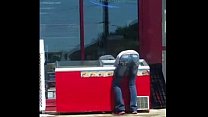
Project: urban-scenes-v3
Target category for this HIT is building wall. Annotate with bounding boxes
[139,0,162,64]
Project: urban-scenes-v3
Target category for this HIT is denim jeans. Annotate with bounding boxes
[113,54,139,112]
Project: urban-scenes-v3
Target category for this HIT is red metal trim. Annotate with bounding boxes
[79,0,85,60]
[138,0,162,64]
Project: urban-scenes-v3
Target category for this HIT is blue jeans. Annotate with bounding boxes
[113,54,139,112]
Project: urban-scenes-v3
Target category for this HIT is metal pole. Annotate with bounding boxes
[102,0,109,53]
[79,0,85,60]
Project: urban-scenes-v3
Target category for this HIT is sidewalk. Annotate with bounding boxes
[40,109,166,117]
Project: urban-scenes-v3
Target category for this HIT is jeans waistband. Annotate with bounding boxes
[119,61,128,66]
[119,54,139,66]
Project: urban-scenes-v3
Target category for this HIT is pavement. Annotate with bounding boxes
[40,109,166,117]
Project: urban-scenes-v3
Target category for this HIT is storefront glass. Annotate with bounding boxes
[40,0,80,63]
[40,0,138,99]
[82,0,138,60]
[40,0,80,99]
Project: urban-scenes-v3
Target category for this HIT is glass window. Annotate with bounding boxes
[40,0,80,63]
[40,0,139,99]
[40,0,80,99]
[81,0,139,60]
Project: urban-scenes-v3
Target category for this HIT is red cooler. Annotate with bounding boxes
[55,59,150,113]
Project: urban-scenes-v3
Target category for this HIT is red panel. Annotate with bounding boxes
[56,71,150,113]
[137,75,151,96]
[139,0,162,64]
[56,71,113,112]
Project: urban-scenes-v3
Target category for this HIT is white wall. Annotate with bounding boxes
[162,0,166,83]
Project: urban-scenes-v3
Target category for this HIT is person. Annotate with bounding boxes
[112,50,140,115]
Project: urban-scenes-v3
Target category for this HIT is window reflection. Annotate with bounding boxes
[40,0,80,99]
[79,0,138,60]
[40,0,139,99]
[40,0,80,62]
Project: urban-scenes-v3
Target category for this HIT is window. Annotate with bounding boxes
[40,0,80,62]
[81,0,139,60]
[40,0,139,99]
[40,0,80,99]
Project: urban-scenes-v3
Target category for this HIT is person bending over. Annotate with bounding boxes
[113,50,140,115]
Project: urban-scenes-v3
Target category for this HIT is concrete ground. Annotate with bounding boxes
[40,109,166,117]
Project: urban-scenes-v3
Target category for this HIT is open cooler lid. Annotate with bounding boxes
[55,59,149,72]
[99,59,150,69]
